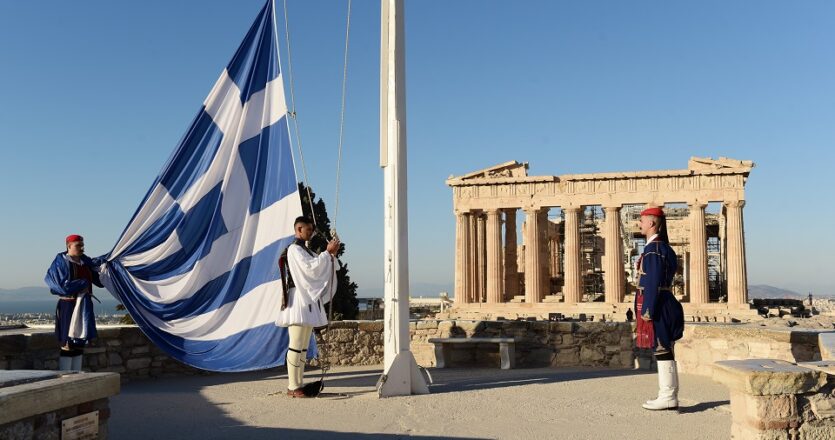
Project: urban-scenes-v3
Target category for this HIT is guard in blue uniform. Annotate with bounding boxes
[636,207,684,410]
[44,234,103,371]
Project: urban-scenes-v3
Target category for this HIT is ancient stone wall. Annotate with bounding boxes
[1,321,635,378]
[0,327,208,381]
[676,324,825,377]
[408,320,634,368]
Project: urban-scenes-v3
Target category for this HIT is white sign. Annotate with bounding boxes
[61,411,99,440]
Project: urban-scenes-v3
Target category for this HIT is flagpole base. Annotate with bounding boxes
[377,351,429,397]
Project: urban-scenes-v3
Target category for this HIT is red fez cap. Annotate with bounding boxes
[640,207,665,217]
[65,234,83,243]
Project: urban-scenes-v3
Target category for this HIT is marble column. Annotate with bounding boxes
[688,202,709,304]
[503,209,518,301]
[454,211,471,304]
[468,211,479,303]
[603,206,625,303]
[563,207,582,303]
[548,222,561,285]
[477,213,487,303]
[486,209,504,303]
[725,200,748,305]
[524,207,544,303]
[538,209,550,295]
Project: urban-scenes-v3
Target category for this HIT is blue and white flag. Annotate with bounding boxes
[99,1,306,371]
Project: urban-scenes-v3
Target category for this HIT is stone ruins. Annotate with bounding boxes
[445,157,757,322]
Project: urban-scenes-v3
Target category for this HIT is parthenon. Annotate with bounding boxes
[445,157,757,322]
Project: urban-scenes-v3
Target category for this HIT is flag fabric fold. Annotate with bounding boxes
[98,1,309,372]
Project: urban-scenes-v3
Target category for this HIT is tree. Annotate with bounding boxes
[298,182,359,320]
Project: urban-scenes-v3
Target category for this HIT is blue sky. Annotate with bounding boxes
[0,1,833,297]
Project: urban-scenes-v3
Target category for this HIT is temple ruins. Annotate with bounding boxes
[444,157,758,322]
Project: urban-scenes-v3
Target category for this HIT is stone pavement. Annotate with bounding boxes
[109,366,731,439]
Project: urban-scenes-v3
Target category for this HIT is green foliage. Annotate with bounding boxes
[115,304,135,325]
[298,182,359,320]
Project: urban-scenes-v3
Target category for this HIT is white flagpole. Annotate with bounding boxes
[377,0,429,397]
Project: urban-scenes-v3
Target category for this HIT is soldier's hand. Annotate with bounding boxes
[326,239,340,255]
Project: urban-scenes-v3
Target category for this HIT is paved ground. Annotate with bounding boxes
[110,365,731,439]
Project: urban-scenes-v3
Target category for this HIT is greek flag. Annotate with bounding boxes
[99,1,307,371]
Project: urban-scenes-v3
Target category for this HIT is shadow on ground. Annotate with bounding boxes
[678,400,730,414]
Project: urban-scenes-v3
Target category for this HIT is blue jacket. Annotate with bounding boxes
[636,240,684,348]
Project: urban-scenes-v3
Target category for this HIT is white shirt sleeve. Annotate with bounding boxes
[287,244,337,303]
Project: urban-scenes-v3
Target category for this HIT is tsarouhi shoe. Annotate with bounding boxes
[301,380,324,397]
[286,388,309,398]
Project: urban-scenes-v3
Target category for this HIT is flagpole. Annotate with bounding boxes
[377,0,429,397]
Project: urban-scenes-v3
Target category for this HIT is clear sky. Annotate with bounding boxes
[1,1,833,297]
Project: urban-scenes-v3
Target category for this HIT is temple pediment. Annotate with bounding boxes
[688,156,755,171]
[446,161,541,186]
[452,161,529,181]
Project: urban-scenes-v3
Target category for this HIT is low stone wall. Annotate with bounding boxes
[4,322,833,380]
[676,324,829,377]
[713,359,835,439]
[2,320,635,379]
[0,327,207,381]
[407,320,634,368]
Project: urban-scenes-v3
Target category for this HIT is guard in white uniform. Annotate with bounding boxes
[276,216,339,397]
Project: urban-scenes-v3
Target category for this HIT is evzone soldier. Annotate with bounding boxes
[634,207,685,410]
[276,216,340,398]
[44,234,103,371]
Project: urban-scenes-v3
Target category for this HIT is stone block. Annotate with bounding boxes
[619,351,634,367]
[437,321,454,333]
[108,353,123,366]
[580,346,605,364]
[26,333,56,351]
[125,357,151,370]
[820,333,835,361]
[554,347,579,366]
[416,320,438,330]
[456,320,485,336]
[730,423,789,440]
[131,346,150,355]
[713,359,828,396]
[105,339,122,347]
[329,321,358,330]
[808,393,835,420]
[83,346,106,354]
[526,348,553,366]
[0,335,26,356]
[95,327,122,339]
[357,321,383,332]
[0,420,34,440]
[797,423,835,440]
[735,392,799,430]
[560,334,574,346]
[797,360,835,376]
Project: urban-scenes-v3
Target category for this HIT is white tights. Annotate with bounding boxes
[286,325,313,390]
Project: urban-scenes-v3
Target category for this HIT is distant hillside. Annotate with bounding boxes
[0,286,51,301]
[0,286,120,314]
[748,285,806,300]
